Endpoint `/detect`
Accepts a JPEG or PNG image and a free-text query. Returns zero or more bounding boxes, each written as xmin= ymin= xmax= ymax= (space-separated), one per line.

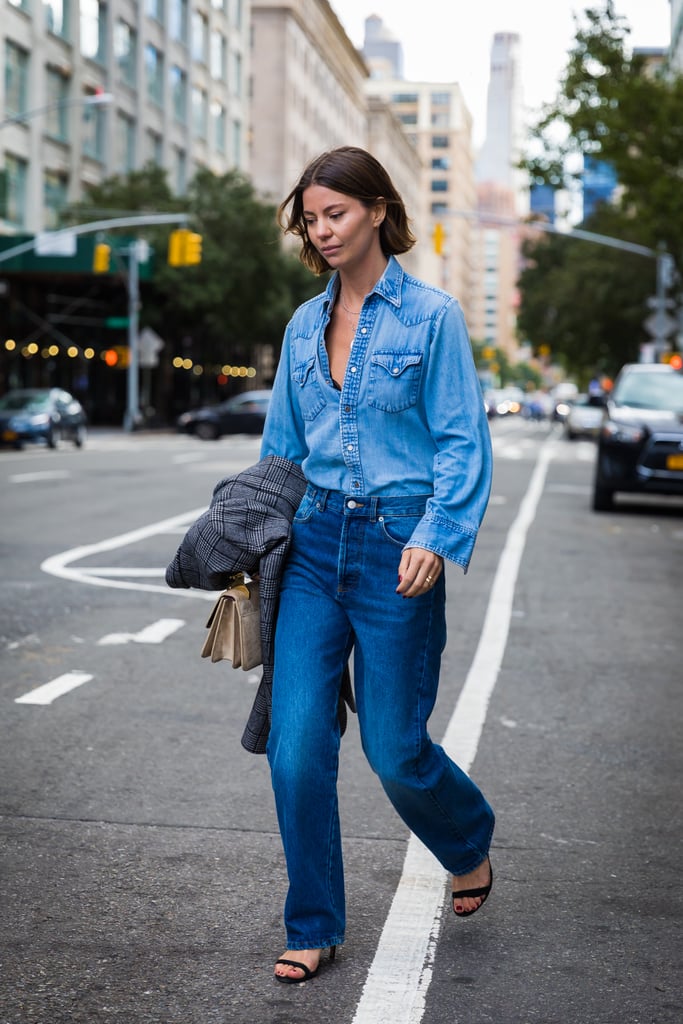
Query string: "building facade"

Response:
xmin=249 ymin=0 xmax=368 ymax=204
xmin=365 ymin=76 xmax=476 ymax=321
xmin=1 ymin=0 xmax=251 ymax=234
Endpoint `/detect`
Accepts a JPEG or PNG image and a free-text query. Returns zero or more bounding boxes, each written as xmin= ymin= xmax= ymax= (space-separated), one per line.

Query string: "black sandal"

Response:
xmin=274 ymin=945 xmax=336 ymax=984
xmin=452 ymin=859 xmax=493 ymax=918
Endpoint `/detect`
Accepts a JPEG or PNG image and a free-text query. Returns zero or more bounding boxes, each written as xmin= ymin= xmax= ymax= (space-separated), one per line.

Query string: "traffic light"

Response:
xmin=433 ymin=222 xmax=445 ymax=256
xmin=185 ymin=231 xmax=202 ymax=265
xmin=168 ymin=229 xmax=186 ymax=267
xmin=168 ymin=228 xmax=203 ymax=266
xmin=93 ymin=242 xmax=111 ymax=273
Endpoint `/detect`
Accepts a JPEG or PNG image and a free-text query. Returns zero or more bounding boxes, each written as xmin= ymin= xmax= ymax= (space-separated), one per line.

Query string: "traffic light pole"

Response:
xmin=124 ymin=243 xmax=141 ymax=432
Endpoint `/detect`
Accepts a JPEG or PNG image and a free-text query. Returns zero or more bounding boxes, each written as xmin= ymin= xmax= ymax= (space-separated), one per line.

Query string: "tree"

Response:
xmin=68 ymin=163 xmax=321 ymax=367
xmin=518 ymin=202 xmax=658 ymax=380
xmin=519 ymin=2 xmax=683 ymax=375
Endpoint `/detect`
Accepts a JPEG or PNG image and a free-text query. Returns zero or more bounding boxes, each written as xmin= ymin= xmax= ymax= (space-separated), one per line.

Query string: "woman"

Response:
xmin=261 ymin=147 xmax=494 ymax=984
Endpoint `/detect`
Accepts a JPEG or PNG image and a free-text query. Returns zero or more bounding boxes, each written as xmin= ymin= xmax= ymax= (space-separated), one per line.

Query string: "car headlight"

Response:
xmin=601 ymin=420 xmax=645 ymax=444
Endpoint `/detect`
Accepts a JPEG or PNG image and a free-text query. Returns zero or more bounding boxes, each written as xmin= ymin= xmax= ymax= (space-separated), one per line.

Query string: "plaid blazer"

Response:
xmin=165 ymin=455 xmax=353 ymax=753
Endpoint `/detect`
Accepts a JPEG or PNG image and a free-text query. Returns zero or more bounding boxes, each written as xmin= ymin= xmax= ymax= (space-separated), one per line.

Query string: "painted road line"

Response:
xmin=97 ymin=618 xmax=185 ymax=646
xmin=351 ymin=438 xmax=557 ymax=1024
xmin=40 ymin=508 xmax=217 ymax=601
xmin=15 ymin=671 xmax=94 ymax=705
xmin=10 ymin=470 xmax=71 ymax=484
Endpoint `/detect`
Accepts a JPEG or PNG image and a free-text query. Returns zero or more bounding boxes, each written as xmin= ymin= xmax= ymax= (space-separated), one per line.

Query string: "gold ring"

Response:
xmin=425 ymin=575 xmax=433 ymax=584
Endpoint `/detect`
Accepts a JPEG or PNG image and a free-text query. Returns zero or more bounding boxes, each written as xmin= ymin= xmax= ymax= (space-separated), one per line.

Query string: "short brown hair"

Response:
xmin=278 ymin=146 xmax=416 ymax=275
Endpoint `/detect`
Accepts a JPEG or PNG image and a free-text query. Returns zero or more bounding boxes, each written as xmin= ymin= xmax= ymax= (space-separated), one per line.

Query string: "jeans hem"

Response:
xmin=285 ymin=935 xmax=345 ymax=951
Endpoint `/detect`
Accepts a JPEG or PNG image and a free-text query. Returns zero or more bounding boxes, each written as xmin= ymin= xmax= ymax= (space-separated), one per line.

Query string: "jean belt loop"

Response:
xmin=369 ymin=497 xmax=379 ymax=521
xmin=316 ymin=487 xmax=328 ymax=511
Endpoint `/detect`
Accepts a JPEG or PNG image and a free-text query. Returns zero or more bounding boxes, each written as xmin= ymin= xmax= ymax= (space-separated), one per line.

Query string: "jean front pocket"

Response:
xmin=368 ymin=352 xmax=423 ymax=412
xmin=292 ymin=356 xmax=326 ymax=421
xmin=378 ymin=512 xmax=423 ymax=548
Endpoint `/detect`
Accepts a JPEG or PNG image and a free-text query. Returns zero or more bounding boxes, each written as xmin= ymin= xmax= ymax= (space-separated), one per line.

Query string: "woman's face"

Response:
xmin=302 ymin=184 xmax=385 ymax=273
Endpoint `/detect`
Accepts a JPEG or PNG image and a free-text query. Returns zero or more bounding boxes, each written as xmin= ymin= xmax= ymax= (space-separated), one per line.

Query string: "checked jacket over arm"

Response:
xmin=166 ymin=455 xmax=354 ymax=753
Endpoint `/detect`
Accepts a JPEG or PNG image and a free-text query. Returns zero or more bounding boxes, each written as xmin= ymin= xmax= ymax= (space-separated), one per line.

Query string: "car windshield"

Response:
xmin=614 ymin=372 xmax=683 ymax=412
xmin=0 ymin=392 xmax=50 ymax=412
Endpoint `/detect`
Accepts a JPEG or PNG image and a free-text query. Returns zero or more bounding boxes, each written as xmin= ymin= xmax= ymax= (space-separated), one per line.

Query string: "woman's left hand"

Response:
xmin=395 ymin=547 xmax=444 ymax=598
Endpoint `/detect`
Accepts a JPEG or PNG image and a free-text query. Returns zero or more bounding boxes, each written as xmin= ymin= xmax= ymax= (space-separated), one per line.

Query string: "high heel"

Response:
xmin=452 ymin=858 xmax=493 ymax=918
xmin=274 ymin=945 xmax=337 ymax=984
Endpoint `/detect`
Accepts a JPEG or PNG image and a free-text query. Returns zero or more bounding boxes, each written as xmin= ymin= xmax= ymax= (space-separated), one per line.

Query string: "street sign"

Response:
xmin=139 ymin=327 xmax=164 ymax=368
xmin=35 ymin=231 xmax=76 ymax=257
xmin=105 ymin=316 xmax=129 ymax=328
xmin=644 ymin=310 xmax=677 ymax=340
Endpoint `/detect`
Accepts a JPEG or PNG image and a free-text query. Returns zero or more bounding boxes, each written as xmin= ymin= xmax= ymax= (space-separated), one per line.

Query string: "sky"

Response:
xmin=329 ymin=1 xmax=672 ymax=146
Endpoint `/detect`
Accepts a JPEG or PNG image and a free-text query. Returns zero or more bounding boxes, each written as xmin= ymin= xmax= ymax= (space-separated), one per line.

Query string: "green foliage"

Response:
xmin=518 ymin=206 xmax=653 ymax=378
xmin=519 ymin=2 xmax=683 ymax=375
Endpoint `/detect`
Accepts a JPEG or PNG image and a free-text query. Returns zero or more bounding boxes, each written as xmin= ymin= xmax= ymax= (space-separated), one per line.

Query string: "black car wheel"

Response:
xmin=592 ymin=476 xmax=614 ymax=511
xmin=46 ymin=426 xmax=59 ymax=449
xmin=195 ymin=421 xmax=219 ymax=440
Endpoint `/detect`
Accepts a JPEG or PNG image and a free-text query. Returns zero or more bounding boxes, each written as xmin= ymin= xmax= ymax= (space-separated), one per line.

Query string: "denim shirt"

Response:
xmin=261 ymin=255 xmax=492 ymax=571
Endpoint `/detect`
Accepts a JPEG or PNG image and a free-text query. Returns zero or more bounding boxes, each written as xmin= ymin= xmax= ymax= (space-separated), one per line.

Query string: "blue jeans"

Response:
xmin=267 ymin=487 xmax=495 ymax=951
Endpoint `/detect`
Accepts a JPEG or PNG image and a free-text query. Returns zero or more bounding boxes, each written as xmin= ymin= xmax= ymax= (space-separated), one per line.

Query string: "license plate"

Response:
xmin=666 ymin=453 xmax=683 ymax=470
xmin=2 ymin=429 xmax=17 ymax=441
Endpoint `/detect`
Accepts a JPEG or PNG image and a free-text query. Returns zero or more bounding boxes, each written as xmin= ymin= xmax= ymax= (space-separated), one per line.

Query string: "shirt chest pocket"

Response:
xmin=368 ymin=352 xmax=423 ymax=412
xmin=292 ymin=356 xmax=326 ymax=421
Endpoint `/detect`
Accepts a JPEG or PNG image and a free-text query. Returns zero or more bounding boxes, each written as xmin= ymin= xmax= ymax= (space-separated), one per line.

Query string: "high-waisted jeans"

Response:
xmin=267 ymin=486 xmax=495 ymax=951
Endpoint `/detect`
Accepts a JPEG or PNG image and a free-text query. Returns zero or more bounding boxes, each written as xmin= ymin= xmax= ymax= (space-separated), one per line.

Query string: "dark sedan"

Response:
xmin=176 ymin=389 xmax=271 ymax=439
xmin=592 ymin=363 xmax=683 ymax=511
xmin=0 ymin=388 xmax=87 ymax=449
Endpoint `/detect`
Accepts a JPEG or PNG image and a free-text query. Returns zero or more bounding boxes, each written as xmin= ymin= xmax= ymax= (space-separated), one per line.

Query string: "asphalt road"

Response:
xmin=1 ymin=418 xmax=681 ymax=1024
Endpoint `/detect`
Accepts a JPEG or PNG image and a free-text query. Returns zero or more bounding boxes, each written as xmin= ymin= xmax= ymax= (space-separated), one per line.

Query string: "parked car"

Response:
xmin=563 ymin=393 xmax=605 ymax=440
xmin=592 ymin=363 xmax=683 ymax=511
xmin=0 ymin=388 xmax=87 ymax=449
xmin=176 ymin=389 xmax=272 ymax=439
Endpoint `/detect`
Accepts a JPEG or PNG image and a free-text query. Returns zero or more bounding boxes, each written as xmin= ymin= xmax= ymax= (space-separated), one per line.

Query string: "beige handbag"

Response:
xmin=201 ymin=577 xmax=262 ymax=670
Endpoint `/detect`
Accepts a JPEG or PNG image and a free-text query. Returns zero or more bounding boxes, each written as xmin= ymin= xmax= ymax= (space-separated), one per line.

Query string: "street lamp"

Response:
xmin=0 ymin=92 xmax=114 ymax=131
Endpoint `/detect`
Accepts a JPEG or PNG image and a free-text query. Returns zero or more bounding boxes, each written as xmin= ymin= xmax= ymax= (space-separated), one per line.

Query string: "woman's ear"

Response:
xmin=373 ymin=199 xmax=387 ymax=227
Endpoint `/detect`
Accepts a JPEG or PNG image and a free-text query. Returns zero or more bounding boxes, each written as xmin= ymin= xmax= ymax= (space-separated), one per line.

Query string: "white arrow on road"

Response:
xmin=97 ymin=618 xmax=185 ymax=646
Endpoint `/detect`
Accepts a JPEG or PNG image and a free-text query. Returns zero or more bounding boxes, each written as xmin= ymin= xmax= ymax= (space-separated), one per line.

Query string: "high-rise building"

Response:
xmin=529 ymin=183 xmax=556 ymax=225
xmin=362 ymin=13 xmax=403 ymax=79
xmin=670 ymin=0 xmax=683 ymax=70
xmin=582 ymin=157 xmax=618 ymax=221
xmin=471 ymin=32 xmax=526 ymax=358
xmin=1 ymin=0 xmax=251 ymax=235
xmin=476 ymin=32 xmax=525 ymax=206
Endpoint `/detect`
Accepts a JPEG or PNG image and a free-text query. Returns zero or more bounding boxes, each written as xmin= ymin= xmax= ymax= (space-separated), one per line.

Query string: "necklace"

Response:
xmin=339 ymin=292 xmax=363 ymax=336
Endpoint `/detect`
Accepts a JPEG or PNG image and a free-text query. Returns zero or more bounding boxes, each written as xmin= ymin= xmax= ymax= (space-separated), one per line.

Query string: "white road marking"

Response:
xmin=10 ymin=470 xmax=71 ymax=483
xmin=97 ymin=618 xmax=185 ymax=646
xmin=352 ymin=438 xmax=557 ymax=1024
xmin=40 ymin=509 xmax=217 ymax=601
xmin=15 ymin=671 xmax=93 ymax=705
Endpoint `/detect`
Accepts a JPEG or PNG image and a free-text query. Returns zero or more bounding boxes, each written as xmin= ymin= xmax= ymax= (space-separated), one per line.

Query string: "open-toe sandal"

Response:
xmin=452 ymin=859 xmax=493 ymax=918
xmin=274 ymin=945 xmax=336 ymax=984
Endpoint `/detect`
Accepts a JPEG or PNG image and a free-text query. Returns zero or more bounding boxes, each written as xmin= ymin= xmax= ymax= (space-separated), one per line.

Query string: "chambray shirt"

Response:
xmin=261 ymin=256 xmax=492 ymax=571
